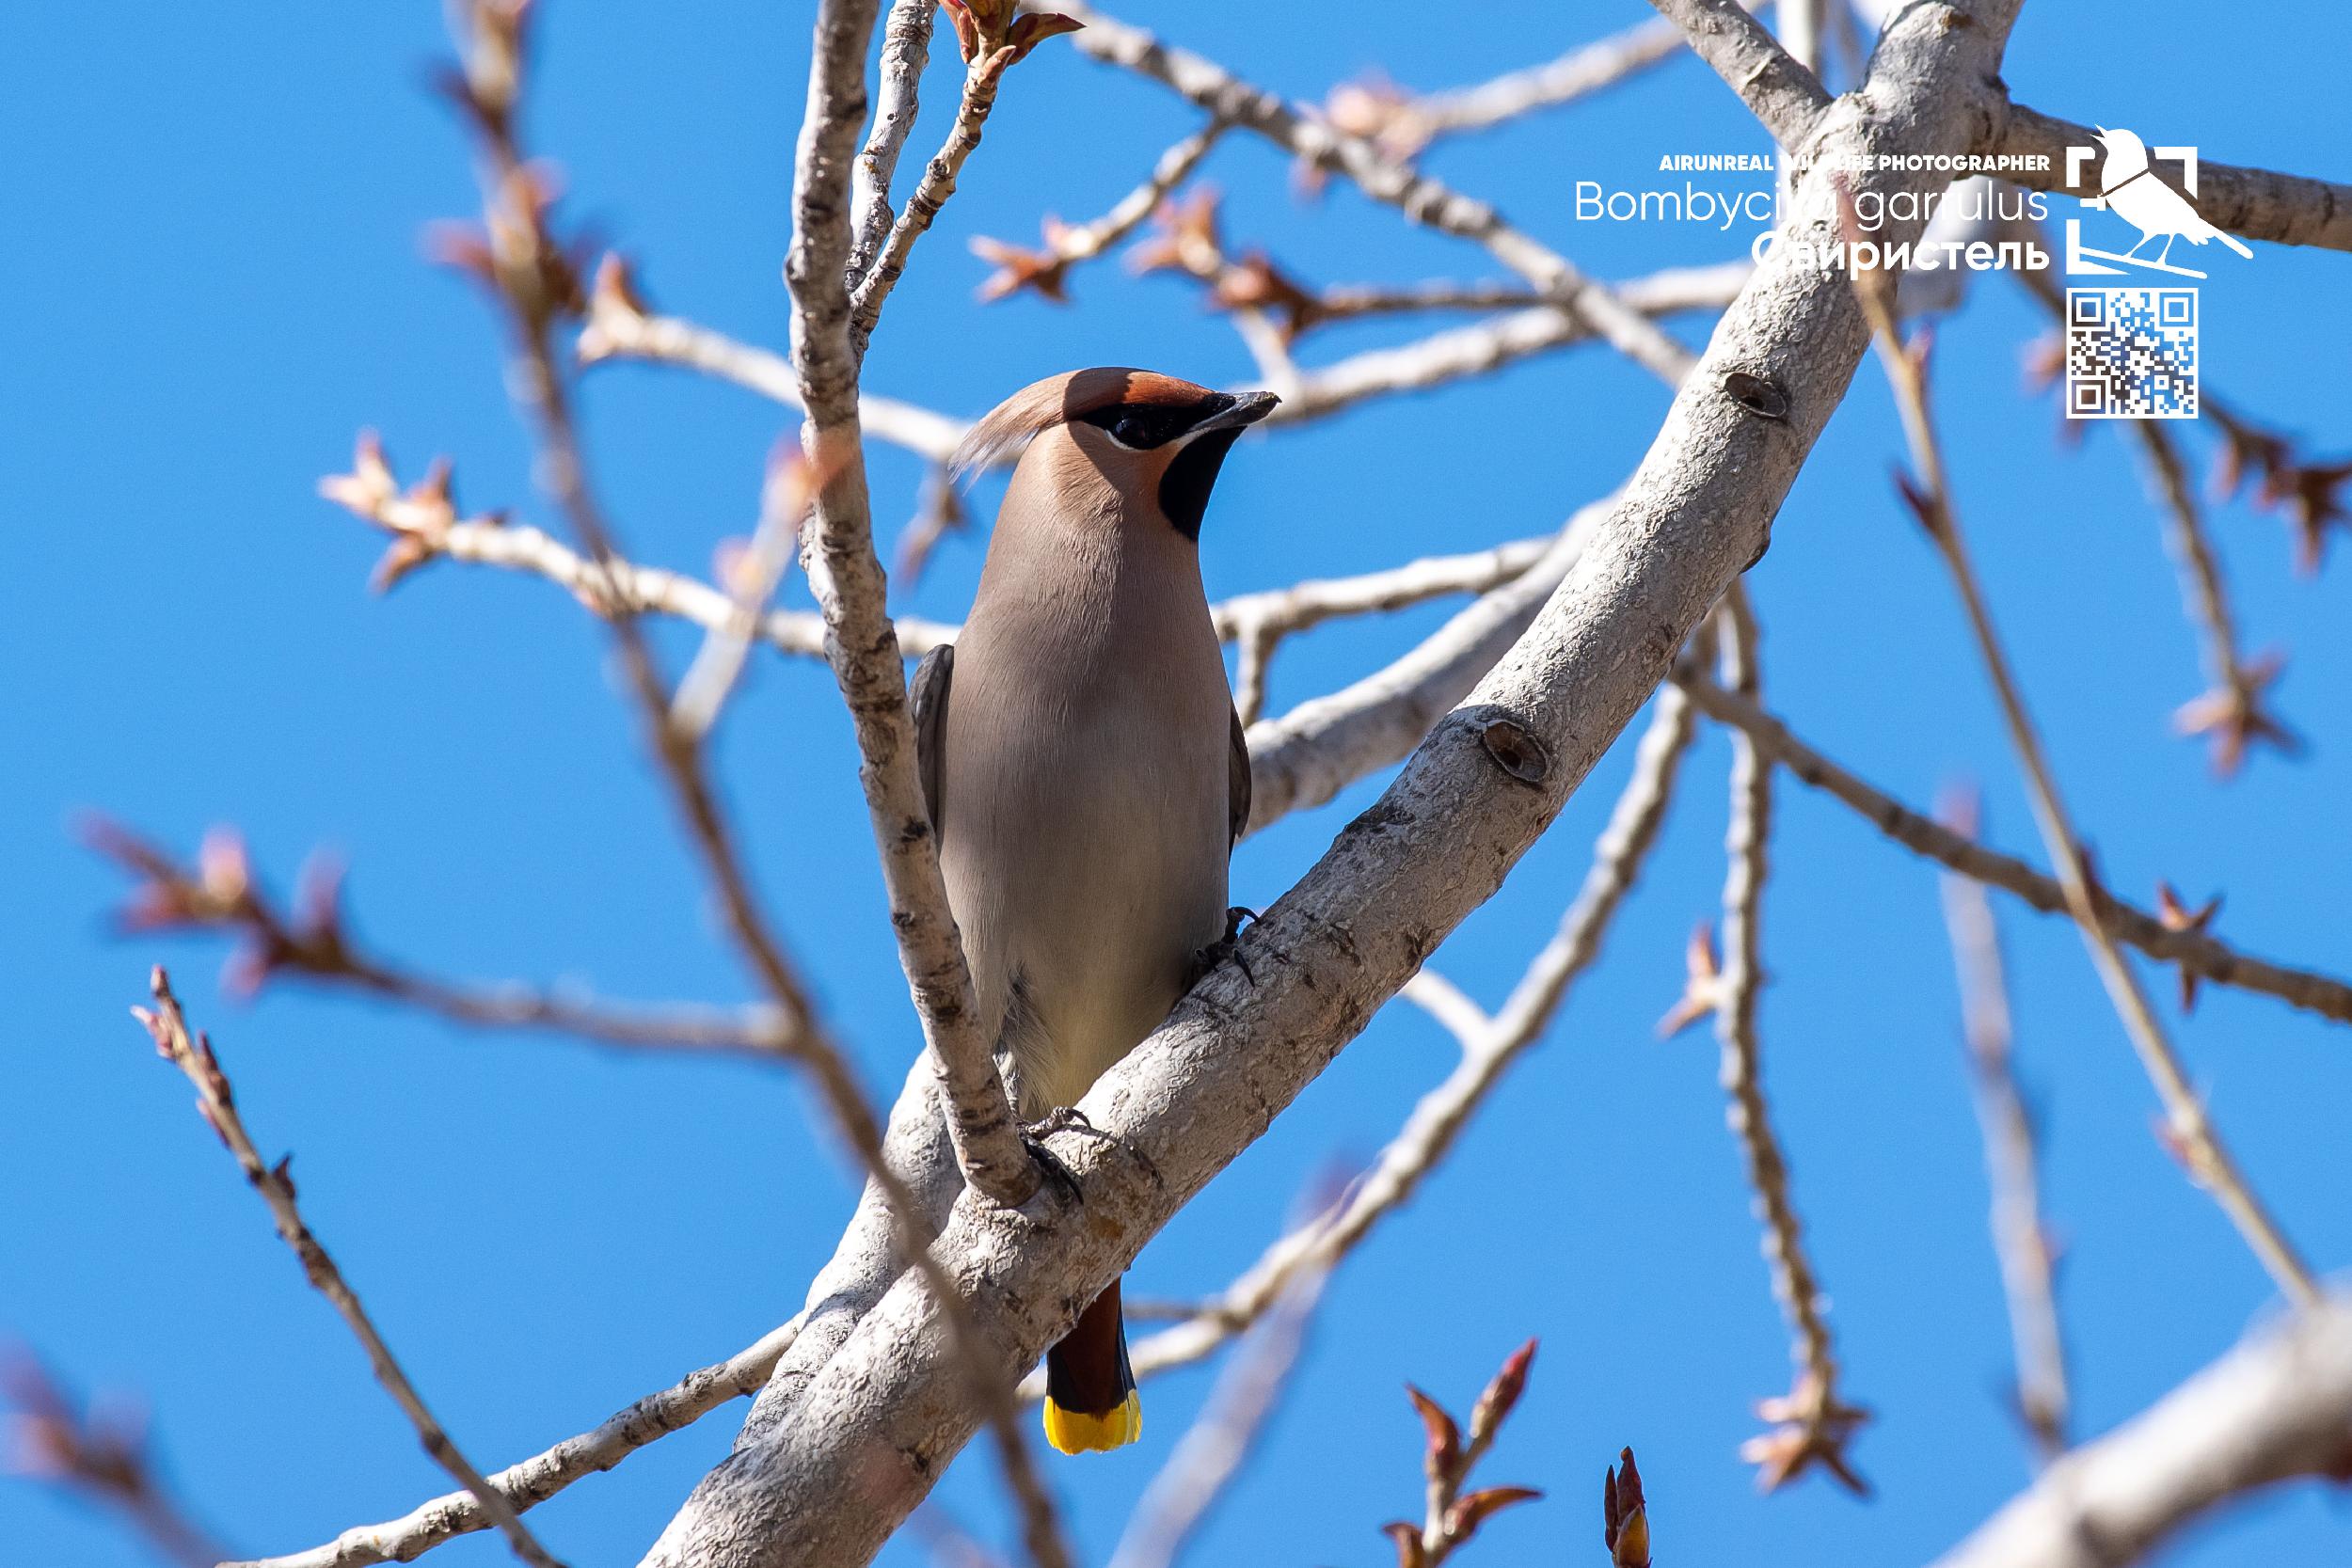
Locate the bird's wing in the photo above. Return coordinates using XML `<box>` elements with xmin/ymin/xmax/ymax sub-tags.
<box><xmin>912</xmin><ymin>643</ymin><xmax>954</xmax><ymax>838</ymax></box>
<box><xmin>1228</xmin><ymin>702</ymin><xmax>1252</xmax><ymax>851</ymax></box>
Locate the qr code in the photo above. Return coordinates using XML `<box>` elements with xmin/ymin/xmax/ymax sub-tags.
<box><xmin>2065</xmin><ymin>288</ymin><xmax>2197</xmax><ymax>419</ymax></box>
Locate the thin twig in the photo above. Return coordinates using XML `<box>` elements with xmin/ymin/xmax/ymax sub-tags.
<box><xmin>1676</xmin><ymin>673</ymin><xmax>2352</xmax><ymax>1026</ymax></box>
<box><xmin>1413</xmin><ymin>5</ymin><xmax>1765</xmax><ymax>145</ymax></box>
<box><xmin>3</xmin><ymin>1353</ymin><xmax>227</xmax><ymax>1568</ymax></box>
<box><xmin>134</xmin><ymin>969</ymin><xmax>568</xmax><ymax>1568</ymax></box>
<box><xmin>1937</xmin><ymin>790</ymin><xmax>2070</xmax><ymax>1464</ymax></box>
<box><xmin>1708</xmin><ymin>588</ymin><xmax>1867</xmax><ymax>1494</ymax></box>
<box><xmin>972</xmin><ymin>119</ymin><xmax>1225</xmax><ymax>303</ymax></box>
<box><xmin>1062</xmin><ymin>2</ymin><xmax>1697</xmax><ymax>385</ymax></box>
<box><xmin>592</xmin><ymin>256</ymin><xmax>1746</xmax><ymax>446</ymax></box>
<box><xmin>2133</xmin><ymin>419</ymin><xmax>2296</xmax><ymax>775</ymax></box>
<box><xmin>669</xmin><ymin>443</ymin><xmax>811</xmax><ymax>742</ymax></box>
<box><xmin>321</xmin><ymin>443</ymin><xmax>1585</xmax><ymax>723</ymax></box>
<box><xmin>1845</xmin><ymin>186</ymin><xmax>2318</xmax><ymax>1307</ymax></box>
<box><xmin>579</xmin><ymin>258</ymin><xmax>967</xmax><ymax>462</ymax></box>
<box><xmin>228</xmin><ymin>1319</ymin><xmax>804</xmax><ymax>1568</ymax></box>
<box><xmin>440</xmin><ymin>0</ymin><xmax>848</xmax><ymax>1086</ymax></box>
<box><xmin>1274</xmin><ymin>262</ymin><xmax>1747</xmax><ymax>423</ymax></box>
<box><xmin>1105</xmin><ymin>1259</ymin><xmax>1331</xmax><ymax>1568</ymax></box>
<box><xmin>848</xmin><ymin>0</ymin><xmax>940</xmax><ymax>278</ymax></box>
<box><xmin>850</xmin><ymin>36</ymin><xmax>1015</xmax><ymax>349</ymax></box>
<box><xmin>2009</xmin><ymin>270</ymin><xmax>2294</xmax><ymax>773</ymax></box>
<box><xmin>84</xmin><ymin>817</ymin><xmax>789</xmax><ymax>1055</ymax></box>
<box><xmin>1217</xmin><ymin>535</ymin><xmax>1554</xmax><ymax>725</ymax></box>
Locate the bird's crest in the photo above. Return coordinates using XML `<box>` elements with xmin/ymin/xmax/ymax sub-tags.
<box><xmin>949</xmin><ymin>367</ymin><xmax>1220</xmax><ymax>481</ymax></box>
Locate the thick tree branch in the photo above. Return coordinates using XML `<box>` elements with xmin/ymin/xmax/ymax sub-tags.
<box><xmin>2002</xmin><ymin>104</ymin><xmax>2352</xmax><ymax>253</ymax></box>
<box><xmin>1646</xmin><ymin>0</ymin><xmax>1832</xmax><ymax>149</ymax></box>
<box><xmin>1126</xmin><ymin>666</ymin><xmax>1699</xmax><ymax>1384</ymax></box>
<box><xmin>641</xmin><ymin>9</ymin><xmax>2031</xmax><ymax>1560</ymax></box>
<box><xmin>1927</xmin><ymin>1298</ymin><xmax>2352</xmax><ymax>1568</ymax></box>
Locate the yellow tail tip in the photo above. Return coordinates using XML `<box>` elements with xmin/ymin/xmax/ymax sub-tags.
<box><xmin>1042</xmin><ymin>1390</ymin><xmax>1142</xmax><ymax>1454</ymax></box>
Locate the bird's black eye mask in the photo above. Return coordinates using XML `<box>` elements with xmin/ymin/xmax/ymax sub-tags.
<box><xmin>1074</xmin><ymin>391</ymin><xmax>1270</xmax><ymax>539</ymax></box>
<box><xmin>1073</xmin><ymin>393</ymin><xmax>1237</xmax><ymax>451</ymax></box>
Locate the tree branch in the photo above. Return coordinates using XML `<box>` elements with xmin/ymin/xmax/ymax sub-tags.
<box><xmin>135</xmin><ymin>970</ymin><xmax>568</xmax><ymax>1568</ymax></box>
<box><xmin>228</xmin><ymin>1321</ymin><xmax>805</xmax><ymax>1568</ymax></box>
<box><xmin>639</xmin><ymin>14</ymin><xmax>2039</xmax><ymax>1554</ymax></box>
<box><xmin>1125</xmin><ymin>662</ymin><xmax>1699</xmax><ymax>1384</ymax></box>
<box><xmin>1645</xmin><ymin>0</ymin><xmax>1832</xmax><ymax>149</ymax></box>
<box><xmin>4</xmin><ymin>1353</ymin><xmax>226</xmax><ymax>1568</ymax></box>
<box><xmin>787</xmin><ymin>0</ymin><xmax>1039</xmax><ymax>1214</ymax></box>
<box><xmin>1928</xmin><ymin>1298</ymin><xmax>2352</xmax><ymax>1568</ymax></box>
<box><xmin>1706</xmin><ymin>589</ymin><xmax>1867</xmax><ymax>1494</ymax></box>
<box><xmin>579</xmin><ymin>260</ymin><xmax>966</xmax><ymax>462</ymax></box>
<box><xmin>1937</xmin><ymin>791</ymin><xmax>2070</xmax><ymax>1463</ymax></box>
<box><xmin>1845</xmin><ymin>213</ymin><xmax>2316</xmax><ymax>1304</ymax></box>
<box><xmin>2002</xmin><ymin>104</ymin><xmax>2352</xmax><ymax>253</ymax></box>
<box><xmin>847</xmin><ymin>0</ymin><xmax>939</xmax><ymax>278</ymax></box>
<box><xmin>1676</xmin><ymin>673</ymin><xmax>2352</xmax><ymax>1026</ymax></box>
<box><xmin>1061</xmin><ymin>3</ymin><xmax>1698</xmax><ymax>385</ymax></box>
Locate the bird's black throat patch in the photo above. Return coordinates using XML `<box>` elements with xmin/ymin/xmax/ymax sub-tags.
<box><xmin>1159</xmin><ymin>427</ymin><xmax>1242</xmax><ymax>540</ymax></box>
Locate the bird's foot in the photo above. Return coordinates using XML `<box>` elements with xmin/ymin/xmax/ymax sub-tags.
<box><xmin>1018</xmin><ymin>1111</ymin><xmax>1090</xmax><ymax>1199</ymax></box>
<box><xmin>1185</xmin><ymin>906</ymin><xmax>1259</xmax><ymax>990</ymax></box>
<box><xmin>1022</xmin><ymin>1106</ymin><xmax>1163</xmax><ymax>1191</ymax></box>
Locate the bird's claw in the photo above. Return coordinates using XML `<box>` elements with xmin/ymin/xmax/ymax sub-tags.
<box><xmin>1019</xmin><ymin>1113</ymin><xmax>1088</xmax><ymax>1199</ymax></box>
<box><xmin>1186</xmin><ymin>905</ymin><xmax>1259</xmax><ymax>990</ymax></box>
<box><xmin>1022</xmin><ymin>1106</ymin><xmax>1160</xmax><ymax>1191</ymax></box>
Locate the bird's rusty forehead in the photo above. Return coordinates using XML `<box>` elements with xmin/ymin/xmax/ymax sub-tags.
<box><xmin>1059</xmin><ymin>367</ymin><xmax>1217</xmax><ymax>417</ymax></box>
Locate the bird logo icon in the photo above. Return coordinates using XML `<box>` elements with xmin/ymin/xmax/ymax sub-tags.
<box><xmin>2066</xmin><ymin>127</ymin><xmax>2252</xmax><ymax>278</ymax></box>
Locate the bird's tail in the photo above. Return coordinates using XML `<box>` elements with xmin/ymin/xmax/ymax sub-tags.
<box><xmin>2217</xmin><ymin>229</ymin><xmax>2252</xmax><ymax>259</ymax></box>
<box><xmin>1042</xmin><ymin>1279</ymin><xmax>1140</xmax><ymax>1453</ymax></box>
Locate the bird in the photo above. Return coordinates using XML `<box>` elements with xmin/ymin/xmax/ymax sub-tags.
<box><xmin>2092</xmin><ymin>127</ymin><xmax>2252</xmax><ymax>267</ymax></box>
<box><xmin>914</xmin><ymin>367</ymin><xmax>1276</xmax><ymax>1453</ymax></box>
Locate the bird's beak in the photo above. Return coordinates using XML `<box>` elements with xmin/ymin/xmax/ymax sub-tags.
<box><xmin>1187</xmin><ymin>390</ymin><xmax>1280</xmax><ymax>436</ymax></box>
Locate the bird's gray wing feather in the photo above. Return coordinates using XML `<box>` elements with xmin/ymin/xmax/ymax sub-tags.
<box><xmin>912</xmin><ymin>643</ymin><xmax>953</xmax><ymax>838</ymax></box>
<box><xmin>1228</xmin><ymin>703</ymin><xmax>1251</xmax><ymax>850</ymax></box>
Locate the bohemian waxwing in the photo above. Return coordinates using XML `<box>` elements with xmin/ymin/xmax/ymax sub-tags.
<box><xmin>914</xmin><ymin>367</ymin><xmax>1277</xmax><ymax>1453</ymax></box>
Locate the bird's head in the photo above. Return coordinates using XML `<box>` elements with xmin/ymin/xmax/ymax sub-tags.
<box><xmin>952</xmin><ymin>368</ymin><xmax>1279</xmax><ymax>542</ymax></box>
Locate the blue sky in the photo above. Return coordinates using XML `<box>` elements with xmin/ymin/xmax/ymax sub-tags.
<box><xmin>7</xmin><ymin>4</ymin><xmax>2350</xmax><ymax>1566</ymax></box>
